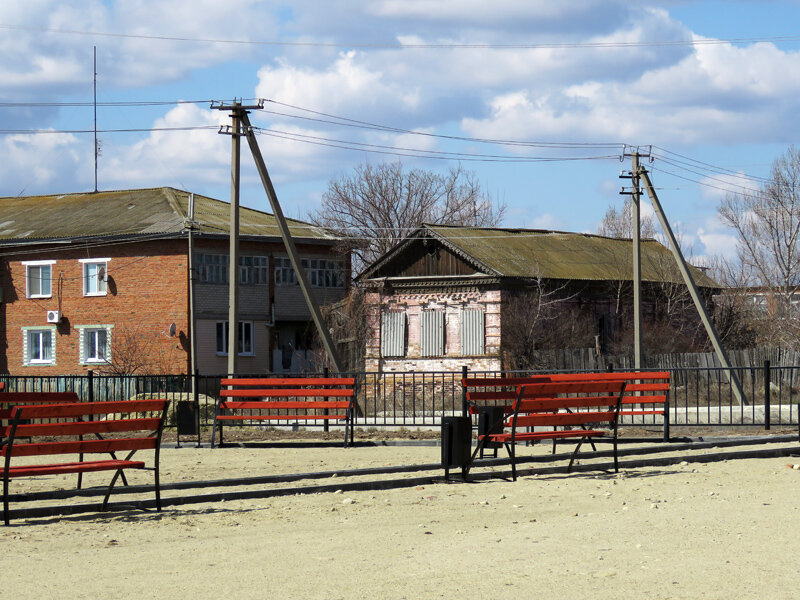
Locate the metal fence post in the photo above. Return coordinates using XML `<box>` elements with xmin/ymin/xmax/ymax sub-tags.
<box><xmin>461</xmin><ymin>365</ymin><xmax>469</xmax><ymax>417</ymax></box>
<box><xmin>764</xmin><ymin>359</ymin><xmax>771</xmax><ymax>431</ymax></box>
<box><xmin>323</xmin><ymin>366</ymin><xmax>330</xmax><ymax>433</ymax></box>
<box><xmin>87</xmin><ymin>370</ymin><xmax>94</xmax><ymax>403</ymax></box>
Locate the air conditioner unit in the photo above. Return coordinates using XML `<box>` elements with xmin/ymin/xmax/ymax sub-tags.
<box><xmin>46</xmin><ymin>310</ymin><xmax>60</xmax><ymax>323</ymax></box>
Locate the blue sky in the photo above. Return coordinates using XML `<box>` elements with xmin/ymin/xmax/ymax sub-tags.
<box><xmin>2</xmin><ymin>1</ymin><xmax>800</xmax><ymax>265</ymax></box>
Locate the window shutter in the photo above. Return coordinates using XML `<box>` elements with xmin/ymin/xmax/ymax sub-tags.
<box><xmin>22</xmin><ymin>331</ymin><xmax>29</xmax><ymax>366</ymax></box>
<box><xmin>79</xmin><ymin>328</ymin><xmax>86</xmax><ymax>364</ymax></box>
<box><xmin>461</xmin><ymin>309</ymin><xmax>485</xmax><ymax>356</ymax></box>
<box><xmin>420</xmin><ymin>310</ymin><xmax>445</xmax><ymax>357</ymax></box>
<box><xmin>381</xmin><ymin>311</ymin><xmax>406</xmax><ymax>357</ymax></box>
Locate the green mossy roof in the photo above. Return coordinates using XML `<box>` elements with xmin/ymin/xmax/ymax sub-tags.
<box><xmin>0</xmin><ymin>187</ymin><xmax>336</xmax><ymax>243</ymax></box>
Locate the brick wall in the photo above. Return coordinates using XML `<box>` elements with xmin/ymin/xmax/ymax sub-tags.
<box><xmin>364</xmin><ymin>287</ymin><xmax>502</xmax><ymax>374</ymax></box>
<box><xmin>1</xmin><ymin>239</ymin><xmax>189</xmax><ymax>375</ymax></box>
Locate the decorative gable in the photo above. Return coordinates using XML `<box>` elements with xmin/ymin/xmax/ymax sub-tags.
<box><xmin>370</xmin><ymin>239</ymin><xmax>481</xmax><ymax>278</ymax></box>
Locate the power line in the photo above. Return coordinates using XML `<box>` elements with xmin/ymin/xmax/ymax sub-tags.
<box><xmin>253</xmin><ymin>126</ymin><xmax>620</xmax><ymax>163</ymax></box>
<box><xmin>259</xmin><ymin>99</ymin><xmax>623</xmax><ymax>149</ymax></box>
<box><xmin>1</xmin><ymin>23</ymin><xmax>799</xmax><ymax>50</ymax></box>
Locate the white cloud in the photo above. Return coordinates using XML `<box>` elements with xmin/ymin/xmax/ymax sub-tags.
<box><xmin>0</xmin><ymin>131</ymin><xmax>86</xmax><ymax>193</ymax></box>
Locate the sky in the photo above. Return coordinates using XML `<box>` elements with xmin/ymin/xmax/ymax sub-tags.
<box><xmin>2</xmin><ymin>0</ymin><xmax>800</xmax><ymax>267</ymax></box>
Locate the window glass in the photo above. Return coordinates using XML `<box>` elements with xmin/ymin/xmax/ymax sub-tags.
<box><xmin>216</xmin><ymin>321</ymin><xmax>254</xmax><ymax>355</ymax></box>
<box><xmin>27</xmin><ymin>330</ymin><xmax>53</xmax><ymax>363</ymax></box>
<box><xmin>85</xmin><ymin>329</ymin><xmax>109</xmax><ymax>362</ymax></box>
<box><xmin>27</xmin><ymin>264</ymin><xmax>52</xmax><ymax>297</ymax></box>
<box><xmin>84</xmin><ymin>262</ymin><xmax>107</xmax><ymax>295</ymax></box>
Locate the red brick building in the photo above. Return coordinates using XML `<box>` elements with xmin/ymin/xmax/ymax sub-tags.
<box><xmin>0</xmin><ymin>188</ymin><xmax>349</xmax><ymax>375</ymax></box>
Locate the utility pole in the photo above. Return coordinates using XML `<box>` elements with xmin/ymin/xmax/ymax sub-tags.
<box><xmin>93</xmin><ymin>46</ymin><xmax>98</xmax><ymax>193</ymax></box>
<box><xmin>213</xmin><ymin>100</ymin><xmax>344</xmax><ymax>373</ymax></box>
<box><xmin>214</xmin><ymin>100</ymin><xmax>257</xmax><ymax>376</ymax></box>
<box><xmin>620</xmin><ymin>148</ymin><xmax>645</xmax><ymax>370</ymax></box>
<box><xmin>186</xmin><ymin>192</ymin><xmax>198</xmax><ymax>383</ymax></box>
<box><xmin>638</xmin><ymin>167</ymin><xmax>747</xmax><ymax>406</ymax></box>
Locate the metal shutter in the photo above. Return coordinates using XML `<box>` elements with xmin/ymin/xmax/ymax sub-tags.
<box><xmin>420</xmin><ymin>310</ymin><xmax>445</xmax><ymax>357</ymax></box>
<box><xmin>461</xmin><ymin>309</ymin><xmax>485</xmax><ymax>356</ymax></box>
<box><xmin>381</xmin><ymin>311</ymin><xmax>406</xmax><ymax>357</ymax></box>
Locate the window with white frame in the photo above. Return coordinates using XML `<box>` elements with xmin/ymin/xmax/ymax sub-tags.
<box><xmin>381</xmin><ymin>311</ymin><xmax>406</xmax><ymax>357</ymax></box>
<box><xmin>274</xmin><ymin>257</ymin><xmax>346</xmax><ymax>288</ymax></box>
<box><xmin>460</xmin><ymin>308</ymin><xmax>485</xmax><ymax>356</ymax></box>
<box><xmin>216</xmin><ymin>321</ymin><xmax>254</xmax><ymax>356</ymax></box>
<box><xmin>196</xmin><ymin>254</ymin><xmax>269</xmax><ymax>285</ymax></box>
<box><xmin>420</xmin><ymin>310</ymin><xmax>445</xmax><ymax>357</ymax></box>
<box><xmin>80</xmin><ymin>259</ymin><xmax>109</xmax><ymax>296</ymax></box>
<box><xmin>23</xmin><ymin>327</ymin><xmax>56</xmax><ymax>365</ymax></box>
<box><xmin>78</xmin><ymin>326</ymin><xmax>112</xmax><ymax>364</ymax></box>
<box><xmin>23</xmin><ymin>260</ymin><xmax>54</xmax><ymax>298</ymax></box>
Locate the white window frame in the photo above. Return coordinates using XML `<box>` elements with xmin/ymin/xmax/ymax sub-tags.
<box><xmin>216</xmin><ymin>321</ymin><xmax>255</xmax><ymax>356</ymax></box>
<box><xmin>22</xmin><ymin>326</ymin><xmax>56</xmax><ymax>365</ymax></box>
<box><xmin>22</xmin><ymin>260</ymin><xmax>55</xmax><ymax>298</ymax></box>
<box><xmin>78</xmin><ymin>325</ymin><xmax>113</xmax><ymax>365</ymax></box>
<box><xmin>80</xmin><ymin>258</ymin><xmax>110</xmax><ymax>296</ymax></box>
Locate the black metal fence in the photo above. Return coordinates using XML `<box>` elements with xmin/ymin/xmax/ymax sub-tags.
<box><xmin>1</xmin><ymin>363</ymin><xmax>798</xmax><ymax>439</ymax></box>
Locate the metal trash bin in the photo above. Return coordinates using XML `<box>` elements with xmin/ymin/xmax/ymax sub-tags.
<box><xmin>441</xmin><ymin>416</ymin><xmax>472</xmax><ymax>480</ymax></box>
<box><xmin>176</xmin><ymin>400</ymin><xmax>199</xmax><ymax>447</ymax></box>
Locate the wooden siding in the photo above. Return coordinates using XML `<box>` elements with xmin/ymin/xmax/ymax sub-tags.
<box><xmin>375</xmin><ymin>243</ymin><xmax>477</xmax><ymax>278</ymax></box>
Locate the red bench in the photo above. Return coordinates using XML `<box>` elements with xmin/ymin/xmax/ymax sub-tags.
<box><xmin>212</xmin><ymin>377</ymin><xmax>356</xmax><ymax>448</ymax></box>
<box><xmin>2</xmin><ymin>399</ymin><xmax>169</xmax><ymax>525</ymax></box>
<box><xmin>463</xmin><ymin>371</ymin><xmax>671</xmax><ymax>441</ymax></box>
<box><xmin>465</xmin><ymin>379</ymin><xmax>627</xmax><ymax>481</ymax></box>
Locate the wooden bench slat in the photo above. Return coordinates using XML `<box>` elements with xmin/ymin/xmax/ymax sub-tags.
<box><xmin>514</xmin><ymin>411</ymin><xmax>617</xmax><ymax>428</ymax></box>
<box><xmin>6</xmin><ymin>460</ymin><xmax>146</xmax><ymax>478</ymax></box>
<box><xmin>221</xmin><ymin>400</ymin><xmax>351</xmax><ymax>410</ymax></box>
<box><xmin>5</xmin><ymin>437</ymin><xmax>159</xmax><ymax>458</ymax></box>
<box><xmin>215</xmin><ymin>414</ymin><xmax>347</xmax><ymax>421</ymax></box>
<box><xmin>220</xmin><ymin>389</ymin><xmax>354</xmax><ymax>398</ymax></box>
<box><xmin>12</xmin><ymin>400</ymin><xmax>166</xmax><ymax>419</ymax></box>
<box><xmin>9</xmin><ymin>418</ymin><xmax>162</xmax><ymax>439</ymax></box>
<box><xmin>221</xmin><ymin>377</ymin><xmax>355</xmax><ymax>386</ymax></box>
<box><xmin>485</xmin><ymin>429</ymin><xmax>607</xmax><ymax>443</ymax></box>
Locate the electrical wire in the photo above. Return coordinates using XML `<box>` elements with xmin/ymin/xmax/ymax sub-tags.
<box><xmin>1</xmin><ymin>23</ymin><xmax>798</xmax><ymax>50</ymax></box>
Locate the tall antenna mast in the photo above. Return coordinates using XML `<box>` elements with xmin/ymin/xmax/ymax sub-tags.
<box><xmin>93</xmin><ymin>46</ymin><xmax>98</xmax><ymax>193</ymax></box>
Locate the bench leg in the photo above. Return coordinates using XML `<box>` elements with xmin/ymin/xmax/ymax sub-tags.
<box><xmin>3</xmin><ymin>472</ymin><xmax>10</xmax><ymax>526</ymax></box>
<box><xmin>567</xmin><ymin>437</ymin><xmax>588</xmax><ymax>473</ymax></box>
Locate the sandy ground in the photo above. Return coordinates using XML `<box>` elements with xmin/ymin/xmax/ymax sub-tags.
<box><xmin>3</xmin><ymin>439</ymin><xmax>800</xmax><ymax>600</ymax></box>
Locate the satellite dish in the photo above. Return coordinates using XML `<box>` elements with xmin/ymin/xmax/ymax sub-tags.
<box><xmin>168</xmin><ymin>322</ymin><xmax>177</xmax><ymax>337</ymax></box>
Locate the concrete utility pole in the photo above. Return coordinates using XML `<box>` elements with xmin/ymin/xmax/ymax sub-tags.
<box><xmin>620</xmin><ymin>149</ymin><xmax>645</xmax><ymax>370</ymax></box>
<box><xmin>638</xmin><ymin>167</ymin><xmax>747</xmax><ymax>406</ymax></box>
<box><xmin>226</xmin><ymin>101</ymin><xmax>243</xmax><ymax>376</ymax></box>
<box><xmin>213</xmin><ymin>100</ymin><xmax>343</xmax><ymax>373</ymax></box>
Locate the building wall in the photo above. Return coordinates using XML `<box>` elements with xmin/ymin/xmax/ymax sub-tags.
<box><xmin>0</xmin><ymin>240</ymin><xmax>189</xmax><ymax>375</ymax></box>
<box><xmin>364</xmin><ymin>287</ymin><xmax>502</xmax><ymax>373</ymax></box>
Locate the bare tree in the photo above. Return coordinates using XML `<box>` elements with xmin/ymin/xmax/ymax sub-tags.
<box><xmin>308</xmin><ymin>161</ymin><xmax>505</xmax><ymax>273</ymax></box>
<box><xmin>598</xmin><ymin>198</ymin><xmax>657</xmax><ymax>240</ymax></box>
<box><xmin>501</xmin><ymin>279</ymin><xmax>594</xmax><ymax>370</ymax></box>
<box><xmin>719</xmin><ymin>146</ymin><xmax>800</xmax><ymax>306</ymax></box>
